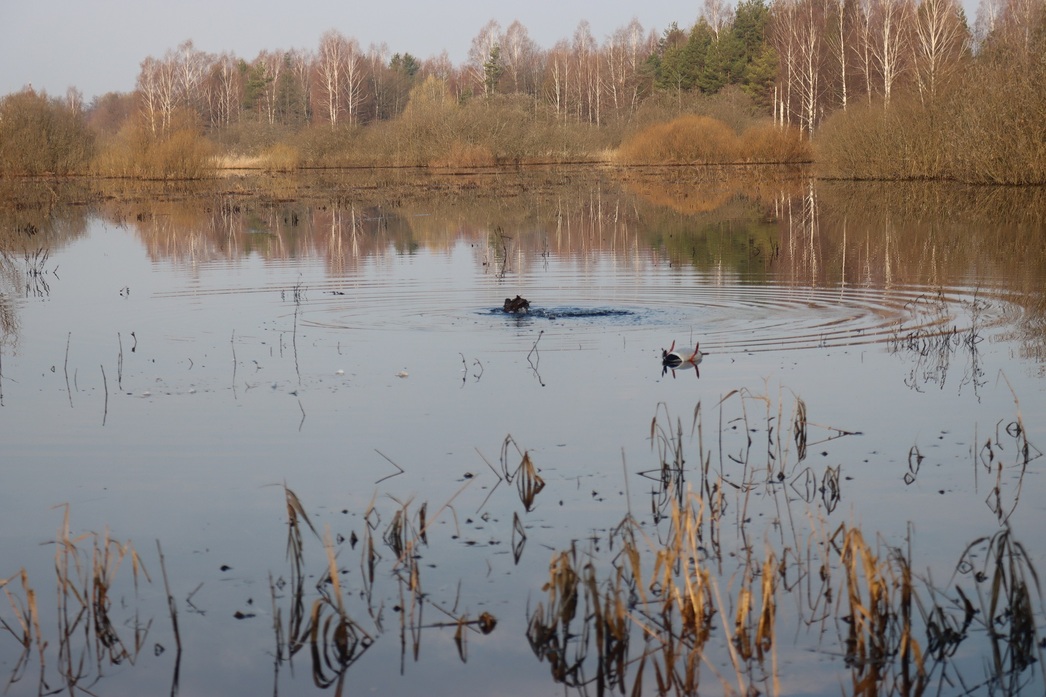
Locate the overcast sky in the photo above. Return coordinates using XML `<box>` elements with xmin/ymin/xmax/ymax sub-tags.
<box><xmin>1</xmin><ymin>0</ymin><xmax>698</xmax><ymax>102</ymax></box>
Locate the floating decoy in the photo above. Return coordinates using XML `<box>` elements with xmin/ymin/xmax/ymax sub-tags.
<box><xmin>662</xmin><ymin>340</ymin><xmax>703</xmax><ymax>378</ymax></box>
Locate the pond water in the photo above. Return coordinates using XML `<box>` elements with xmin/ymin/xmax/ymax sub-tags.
<box><xmin>1</xmin><ymin>171</ymin><xmax>1044</xmax><ymax>696</ymax></box>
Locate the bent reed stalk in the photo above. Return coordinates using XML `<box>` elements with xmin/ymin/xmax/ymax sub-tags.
<box><xmin>528</xmin><ymin>391</ymin><xmax>1043</xmax><ymax>696</ymax></box>
<box><xmin>1</xmin><ymin>394</ymin><xmax>1041</xmax><ymax>695</ymax></box>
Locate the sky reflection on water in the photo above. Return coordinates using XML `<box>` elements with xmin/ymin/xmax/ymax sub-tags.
<box><xmin>0</xmin><ymin>174</ymin><xmax>1044</xmax><ymax>696</ymax></box>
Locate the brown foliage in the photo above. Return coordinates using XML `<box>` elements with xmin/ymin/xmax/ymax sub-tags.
<box><xmin>91</xmin><ymin>109</ymin><xmax>214</xmax><ymax>179</ymax></box>
<box><xmin>616</xmin><ymin>115</ymin><xmax>810</xmax><ymax>166</ymax></box>
<box><xmin>815</xmin><ymin>8</ymin><xmax>1046</xmax><ymax>184</ymax></box>
<box><xmin>815</xmin><ymin>57</ymin><xmax>1046</xmax><ymax>185</ymax></box>
<box><xmin>0</xmin><ymin>89</ymin><xmax>95</xmax><ymax>175</ymax></box>
<box><xmin>616</xmin><ymin>115</ymin><xmax>741</xmax><ymax>165</ymax></box>
<box><xmin>738</xmin><ymin>123</ymin><xmax>812</xmax><ymax>163</ymax></box>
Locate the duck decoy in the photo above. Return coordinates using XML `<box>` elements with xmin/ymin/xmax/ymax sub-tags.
<box><xmin>662</xmin><ymin>340</ymin><xmax>703</xmax><ymax>378</ymax></box>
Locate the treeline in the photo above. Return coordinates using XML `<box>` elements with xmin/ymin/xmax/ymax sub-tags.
<box><xmin>0</xmin><ymin>0</ymin><xmax>1043</xmax><ymax>183</ymax></box>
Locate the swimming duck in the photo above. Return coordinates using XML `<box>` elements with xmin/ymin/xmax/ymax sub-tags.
<box><xmin>661</xmin><ymin>340</ymin><xmax>703</xmax><ymax>378</ymax></box>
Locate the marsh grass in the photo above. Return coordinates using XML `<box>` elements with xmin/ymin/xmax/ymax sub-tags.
<box><xmin>526</xmin><ymin>389</ymin><xmax>1043</xmax><ymax>696</ymax></box>
<box><xmin>269</xmin><ymin>480</ymin><xmax>493</xmax><ymax>692</ymax></box>
<box><xmin>0</xmin><ymin>506</ymin><xmax>152</xmax><ymax>694</ymax></box>
<box><xmin>3</xmin><ymin>394</ymin><xmax>1042</xmax><ymax>695</ymax></box>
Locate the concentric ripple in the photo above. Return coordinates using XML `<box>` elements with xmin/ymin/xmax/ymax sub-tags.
<box><xmin>153</xmin><ymin>245</ymin><xmax>1023</xmax><ymax>356</ymax></box>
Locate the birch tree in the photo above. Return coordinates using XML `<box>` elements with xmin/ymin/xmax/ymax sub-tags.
<box><xmin>287</xmin><ymin>48</ymin><xmax>313</xmax><ymax>124</ymax></box>
<box><xmin>256</xmin><ymin>50</ymin><xmax>285</xmax><ymax>125</ymax></box>
<box><xmin>572</xmin><ymin>21</ymin><xmax>599</xmax><ymax>124</ymax></box>
<box><xmin>316</xmin><ymin>30</ymin><xmax>347</xmax><ymax>126</ymax></box>
<box><xmin>468</xmin><ymin>20</ymin><xmax>503</xmax><ymax>96</ymax></box>
<box><xmin>603</xmin><ymin>19</ymin><xmax>650</xmax><ymax>117</ymax></box>
<box><xmin>911</xmin><ymin>0</ymin><xmax>968</xmax><ymax>102</ymax></box>
<box><xmin>207</xmin><ymin>52</ymin><xmax>240</xmax><ymax>128</ymax></box>
<box><xmin>868</xmin><ymin>0</ymin><xmax>913</xmax><ymax>106</ymax></box>
<box><xmin>544</xmin><ymin>40</ymin><xmax>570</xmax><ymax>118</ymax></box>
<box><xmin>502</xmin><ymin>21</ymin><xmax>538</xmax><ymax>94</ymax></box>
<box><xmin>771</xmin><ymin>0</ymin><xmax>830</xmax><ymax>132</ymax></box>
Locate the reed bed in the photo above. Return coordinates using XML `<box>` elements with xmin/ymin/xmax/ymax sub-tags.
<box><xmin>525</xmin><ymin>391</ymin><xmax>1043</xmax><ymax>696</ymax></box>
<box><xmin>1</xmin><ymin>389</ymin><xmax>1042</xmax><ymax>695</ymax></box>
<box><xmin>0</xmin><ymin>505</ymin><xmax>152</xmax><ymax>695</ymax></box>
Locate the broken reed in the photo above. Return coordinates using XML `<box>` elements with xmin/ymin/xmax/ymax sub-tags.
<box><xmin>0</xmin><ymin>506</ymin><xmax>151</xmax><ymax>695</ymax></box>
<box><xmin>529</xmin><ymin>487</ymin><xmax>1043</xmax><ymax>696</ymax></box>
<box><xmin>527</xmin><ymin>393</ymin><xmax>1041</xmax><ymax>696</ymax></box>
<box><xmin>270</xmin><ymin>481</ymin><xmax>496</xmax><ymax>689</ymax></box>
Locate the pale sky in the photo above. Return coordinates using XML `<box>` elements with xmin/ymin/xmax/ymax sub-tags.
<box><xmin>1</xmin><ymin>0</ymin><xmax>696</xmax><ymax>102</ymax></box>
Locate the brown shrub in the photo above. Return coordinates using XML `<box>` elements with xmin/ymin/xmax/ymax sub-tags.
<box><xmin>814</xmin><ymin>39</ymin><xmax>1046</xmax><ymax>185</ymax></box>
<box><xmin>429</xmin><ymin>141</ymin><xmax>496</xmax><ymax>168</ymax></box>
<box><xmin>0</xmin><ymin>89</ymin><xmax>95</xmax><ymax>175</ymax></box>
<box><xmin>739</xmin><ymin>123</ymin><xmax>812</xmax><ymax>163</ymax></box>
<box><xmin>259</xmin><ymin>143</ymin><xmax>301</xmax><ymax>172</ymax></box>
<box><xmin>616</xmin><ymin>115</ymin><xmax>741</xmax><ymax>165</ymax></box>
<box><xmin>92</xmin><ymin>111</ymin><xmax>214</xmax><ymax>179</ymax></box>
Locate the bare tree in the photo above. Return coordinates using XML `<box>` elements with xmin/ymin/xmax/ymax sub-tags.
<box><xmin>316</xmin><ymin>30</ymin><xmax>347</xmax><ymax>126</ymax></box>
<box><xmin>136</xmin><ymin>53</ymin><xmax>177</xmax><ymax>133</ymax></box>
<box><xmin>343</xmin><ymin>38</ymin><xmax>366</xmax><ymax>125</ymax></box>
<box><xmin>771</xmin><ymin>0</ymin><xmax>831</xmax><ymax>132</ymax></box>
<box><xmin>603</xmin><ymin>19</ymin><xmax>650</xmax><ymax>118</ymax></box>
<box><xmin>256</xmin><ymin>50</ymin><xmax>285</xmax><ymax>125</ymax></box>
<box><xmin>502</xmin><ymin>20</ymin><xmax>539</xmax><ymax>94</ymax></box>
<box><xmin>704</xmin><ymin>0</ymin><xmax>735</xmax><ymax>40</ymax></box>
<box><xmin>572</xmin><ymin>21</ymin><xmax>599</xmax><ymax>124</ymax></box>
<box><xmin>827</xmin><ymin>0</ymin><xmax>853</xmax><ymax>110</ymax></box>
<box><xmin>174</xmin><ymin>40</ymin><xmax>209</xmax><ymax>114</ymax></box>
<box><xmin>911</xmin><ymin>0</ymin><xmax>969</xmax><ymax>102</ymax></box>
<box><xmin>207</xmin><ymin>52</ymin><xmax>241</xmax><ymax>127</ymax></box>
<box><xmin>544</xmin><ymin>40</ymin><xmax>570</xmax><ymax>118</ymax></box>
<box><xmin>868</xmin><ymin>0</ymin><xmax>913</xmax><ymax>106</ymax></box>
<box><xmin>854</xmin><ymin>0</ymin><xmax>878</xmax><ymax>101</ymax></box>
<box><xmin>367</xmin><ymin>42</ymin><xmax>391</xmax><ymax>120</ymax></box>
<box><xmin>467</xmin><ymin>20</ymin><xmax>503</xmax><ymax>96</ymax></box>
<box><xmin>287</xmin><ymin>48</ymin><xmax>313</xmax><ymax>124</ymax></box>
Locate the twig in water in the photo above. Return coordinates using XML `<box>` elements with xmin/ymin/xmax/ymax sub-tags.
<box><xmin>297</xmin><ymin>399</ymin><xmax>305</xmax><ymax>432</ymax></box>
<box><xmin>117</xmin><ymin>333</ymin><xmax>124</xmax><ymax>390</ymax></box>
<box><xmin>231</xmin><ymin>331</ymin><xmax>237</xmax><ymax>398</ymax></box>
<box><xmin>291</xmin><ymin>278</ymin><xmax>305</xmax><ymax>386</ymax></box>
<box><xmin>527</xmin><ymin>330</ymin><xmax>544</xmax><ymax>364</ymax></box>
<box><xmin>374</xmin><ymin>449</ymin><xmax>405</xmax><ymax>484</ymax></box>
<box><xmin>100</xmin><ymin>364</ymin><xmax>108</xmax><ymax>426</ymax></box>
<box><xmin>65</xmin><ymin>332</ymin><xmax>72</xmax><ymax>408</ymax></box>
<box><xmin>156</xmin><ymin>541</ymin><xmax>182</xmax><ymax>697</ymax></box>
<box><xmin>527</xmin><ymin>331</ymin><xmax>545</xmax><ymax>386</ymax></box>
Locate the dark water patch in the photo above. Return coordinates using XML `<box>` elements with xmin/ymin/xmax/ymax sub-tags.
<box><xmin>488</xmin><ymin>306</ymin><xmax>644</xmax><ymax>324</ymax></box>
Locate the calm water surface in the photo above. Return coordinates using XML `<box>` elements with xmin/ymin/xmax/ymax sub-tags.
<box><xmin>1</xmin><ymin>172</ymin><xmax>1044</xmax><ymax>696</ymax></box>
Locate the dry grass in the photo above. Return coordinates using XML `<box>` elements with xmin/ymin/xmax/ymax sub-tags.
<box><xmin>2</xmin><ymin>395</ymin><xmax>1041</xmax><ymax>694</ymax></box>
<box><xmin>0</xmin><ymin>506</ymin><xmax>152</xmax><ymax>694</ymax></box>
<box><xmin>617</xmin><ymin>115</ymin><xmax>812</xmax><ymax>166</ymax></box>
<box><xmin>525</xmin><ymin>388</ymin><xmax>1042</xmax><ymax>695</ymax></box>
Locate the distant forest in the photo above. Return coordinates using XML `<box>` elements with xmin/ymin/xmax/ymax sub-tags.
<box><xmin>1</xmin><ymin>0</ymin><xmax>1043</xmax><ymax>184</ymax></box>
